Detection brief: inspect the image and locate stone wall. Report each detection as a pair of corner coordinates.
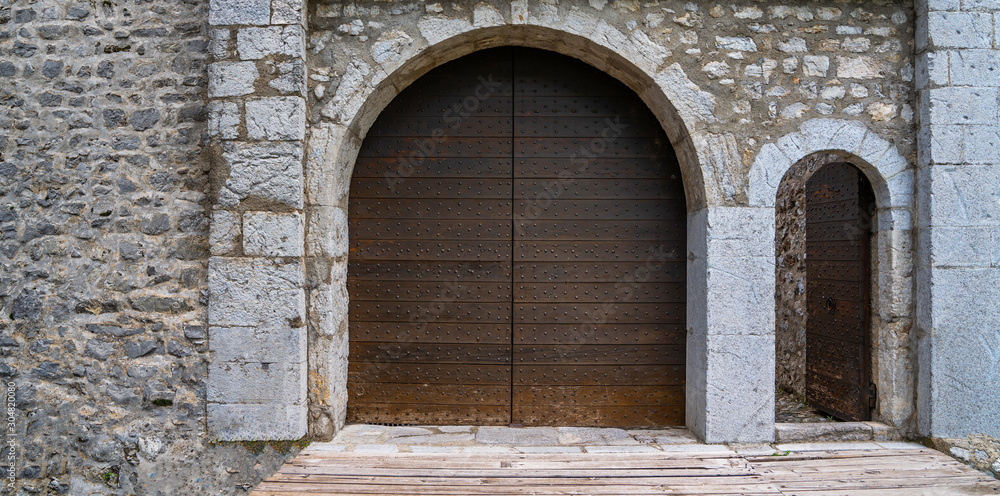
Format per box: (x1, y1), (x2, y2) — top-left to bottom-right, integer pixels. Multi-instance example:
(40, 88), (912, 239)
(915, 0), (1000, 439)
(295, 0), (918, 442)
(0, 0), (954, 491)
(0, 0), (300, 493)
(774, 161), (808, 397)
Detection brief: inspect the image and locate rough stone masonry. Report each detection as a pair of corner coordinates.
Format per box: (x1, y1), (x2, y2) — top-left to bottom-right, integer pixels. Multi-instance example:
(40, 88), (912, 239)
(1, 0), (998, 493)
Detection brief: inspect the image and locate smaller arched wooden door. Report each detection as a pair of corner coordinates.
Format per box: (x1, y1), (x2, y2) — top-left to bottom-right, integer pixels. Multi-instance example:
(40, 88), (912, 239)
(805, 162), (874, 421)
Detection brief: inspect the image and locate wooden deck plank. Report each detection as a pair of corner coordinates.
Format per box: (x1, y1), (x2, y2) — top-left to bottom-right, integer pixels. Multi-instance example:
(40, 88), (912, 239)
(251, 449), (1000, 496)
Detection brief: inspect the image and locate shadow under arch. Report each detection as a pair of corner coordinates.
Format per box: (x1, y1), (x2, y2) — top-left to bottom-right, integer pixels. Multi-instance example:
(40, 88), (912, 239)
(331, 24), (710, 213)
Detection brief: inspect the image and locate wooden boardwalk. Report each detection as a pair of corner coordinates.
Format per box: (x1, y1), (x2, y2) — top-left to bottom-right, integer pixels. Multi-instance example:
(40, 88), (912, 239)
(251, 447), (1000, 495)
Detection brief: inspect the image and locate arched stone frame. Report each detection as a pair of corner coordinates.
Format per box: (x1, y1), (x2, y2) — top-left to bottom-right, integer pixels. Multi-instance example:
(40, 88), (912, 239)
(301, 21), (775, 443)
(748, 118), (916, 434)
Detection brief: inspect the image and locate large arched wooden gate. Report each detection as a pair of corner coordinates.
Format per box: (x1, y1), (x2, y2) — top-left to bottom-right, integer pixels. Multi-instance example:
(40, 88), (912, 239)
(347, 47), (686, 427)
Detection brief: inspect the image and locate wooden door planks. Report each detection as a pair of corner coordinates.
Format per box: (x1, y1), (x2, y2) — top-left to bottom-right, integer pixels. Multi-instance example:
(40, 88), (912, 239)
(348, 47), (688, 426)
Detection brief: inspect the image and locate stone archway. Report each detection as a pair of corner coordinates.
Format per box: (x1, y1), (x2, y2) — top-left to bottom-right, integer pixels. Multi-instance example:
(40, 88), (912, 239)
(302, 24), (774, 443)
(749, 119), (916, 434)
(207, 11), (779, 443)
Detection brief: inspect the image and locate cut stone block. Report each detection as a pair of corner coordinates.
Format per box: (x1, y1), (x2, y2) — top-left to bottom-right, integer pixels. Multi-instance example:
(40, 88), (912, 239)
(209, 324), (305, 363)
(208, 257), (304, 327)
(246, 97), (306, 141)
(556, 427), (638, 445)
(208, 61), (258, 98)
(243, 211), (304, 257)
(218, 141), (304, 208)
(208, 404), (306, 440)
(209, 0), (270, 25)
(476, 427), (559, 445)
(237, 25), (304, 60)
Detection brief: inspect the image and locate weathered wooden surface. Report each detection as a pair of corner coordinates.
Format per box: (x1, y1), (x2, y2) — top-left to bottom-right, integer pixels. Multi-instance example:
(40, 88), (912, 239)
(348, 47), (687, 427)
(251, 448), (1000, 495)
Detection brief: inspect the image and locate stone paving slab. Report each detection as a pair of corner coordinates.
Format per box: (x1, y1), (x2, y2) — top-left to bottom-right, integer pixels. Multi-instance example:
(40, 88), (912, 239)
(386, 433), (476, 445)
(438, 426), (473, 433)
(775, 441), (883, 451)
(321, 424), (917, 455)
(384, 426), (435, 438)
(476, 426), (560, 445)
(557, 427), (638, 445)
(875, 441), (927, 450)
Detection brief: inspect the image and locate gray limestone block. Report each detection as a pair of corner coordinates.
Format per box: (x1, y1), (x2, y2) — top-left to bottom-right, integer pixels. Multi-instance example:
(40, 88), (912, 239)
(927, 11), (994, 48)
(207, 359), (305, 404)
(268, 59), (305, 95)
(917, 125), (964, 167)
(208, 101), (240, 140)
(715, 36), (757, 52)
(243, 211), (304, 257)
(208, 61), (258, 98)
(475, 427), (559, 445)
(124, 340), (158, 359)
(948, 49), (1000, 87)
(963, 125), (1000, 164)
(208, 257), (305, 327)
(927, 87), (1000, 125)
(305, 206), (347, 257)
(208, 403), (306, 441)
(915, 51), (950, 90)
(84, 340), (115, 360)
(209, 0), (270, 26)
(86, 324), (145, 337)
(922, 273), (1000, 438)
(308, 274), (348, 338)
(237, 25), (304, 60)
(245, 97), (305, 141)
(218, 141), (303, 208)
(209, 28), (231, 59)
(923, 165), (1000, 227)
(210, 210), (240, 256)
(705, 207), (775, 259)
(802, 55), (830, 77)
(209, 324), (305, 364)
(271, 0), (303, 24)
(992, 227), (1000, 267)
(927, 227), (993, 267)
(702, 334), (775, 443)
(836, 56), (893, 79)
(705, 256), (775, 336)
